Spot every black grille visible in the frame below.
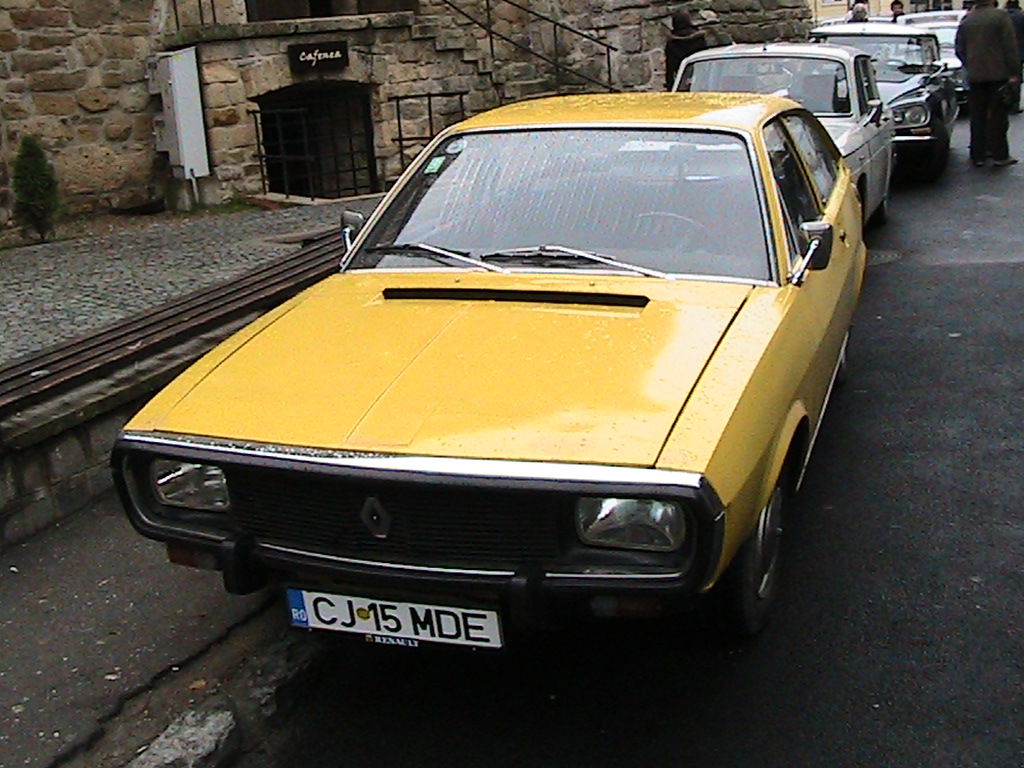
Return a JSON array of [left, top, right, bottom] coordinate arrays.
[[225, 466, 565, 567]]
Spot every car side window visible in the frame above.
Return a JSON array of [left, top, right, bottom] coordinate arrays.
[[854, 57, 873, 115], [861, 57, 882, 102], [764, 120, 820, 264], [780, 113, 839, 206], [922, 37, 938, 65]]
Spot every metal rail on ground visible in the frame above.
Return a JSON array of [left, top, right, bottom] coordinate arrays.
[[0, 229, 347, 428]]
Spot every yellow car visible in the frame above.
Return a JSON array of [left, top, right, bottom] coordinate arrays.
[[112, 93, 865, 650]]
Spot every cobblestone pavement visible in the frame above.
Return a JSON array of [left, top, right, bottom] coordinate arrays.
[[0, 196, 383, 366]]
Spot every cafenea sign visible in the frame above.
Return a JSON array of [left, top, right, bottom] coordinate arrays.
[[288, 41, 350, 74]]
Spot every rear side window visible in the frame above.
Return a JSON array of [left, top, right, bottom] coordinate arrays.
[[764, 120, 821, 266], [781, 113, 839, 206]]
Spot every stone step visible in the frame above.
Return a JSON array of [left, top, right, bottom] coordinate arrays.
[[498, 77, 559, 102]]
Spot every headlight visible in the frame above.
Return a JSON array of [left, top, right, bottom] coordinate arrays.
[[151, 459, 230, 511], [575, 497, 686, 552], [892, 103, 930, 128]]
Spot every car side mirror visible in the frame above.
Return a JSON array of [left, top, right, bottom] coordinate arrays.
[[801, 221, 833, 270], [341, 209, 365, 252], [790, 221, 833, 285], [867, 98, 884, 125]]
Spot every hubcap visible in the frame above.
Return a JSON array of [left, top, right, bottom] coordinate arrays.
[[754, 487, 783, 599]]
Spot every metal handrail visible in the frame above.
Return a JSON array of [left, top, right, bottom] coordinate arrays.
[[167, 0, 618, 93], [438, 0, 619, 94], [0, 231, 349, 442], [389, 91, 469, 170], [169, 0, 218, 30]]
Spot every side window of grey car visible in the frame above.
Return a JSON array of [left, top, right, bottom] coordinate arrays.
[[764, 120, 821, 264], [854, 57, 873, 115]]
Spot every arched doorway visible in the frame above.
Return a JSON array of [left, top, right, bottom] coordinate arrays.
[[253, 82, 380, 199]]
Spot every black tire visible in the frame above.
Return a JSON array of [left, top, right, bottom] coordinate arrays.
[[857, 178, 870, 228], [918, 120, 950, 182], [708, 472, 788, 638], [867, 186, 889, 228]]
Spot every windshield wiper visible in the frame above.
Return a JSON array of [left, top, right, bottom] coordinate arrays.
[[478, 245, 670, 279], [365, 242, 507, 273]]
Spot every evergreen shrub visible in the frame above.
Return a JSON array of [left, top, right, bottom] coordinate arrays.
[[12, 135, 59, 243]]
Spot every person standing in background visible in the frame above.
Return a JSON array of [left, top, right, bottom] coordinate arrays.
[[956, 0, 1020, 166], [665, 10, 708, 90], [1005, 0, 1024, 111], [847, 3, 870, 21], [890, 0, 905, 21]]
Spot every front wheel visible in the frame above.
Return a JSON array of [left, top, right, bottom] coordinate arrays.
[[708, 476, 787, 638], [867, 186, 889, 228], [918, 120, 950, 182]]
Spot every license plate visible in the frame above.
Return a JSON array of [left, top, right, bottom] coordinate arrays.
[[286, 588, 503, 649]]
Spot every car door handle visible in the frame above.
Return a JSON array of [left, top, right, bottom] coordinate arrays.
[[838, 228, 848, 243]]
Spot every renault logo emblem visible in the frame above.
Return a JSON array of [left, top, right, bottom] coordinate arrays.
[[360, 497, 391, 539]]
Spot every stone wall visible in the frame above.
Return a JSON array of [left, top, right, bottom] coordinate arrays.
[[0, 401, 138, 549], [0, 0, 811, 226], [0, 0, 163, 223]]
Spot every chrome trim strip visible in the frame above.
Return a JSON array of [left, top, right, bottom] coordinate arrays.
[[264, 543, 683, 582], [893, 135, 934, 143], [796, 329, 846, 490], [545, 570, 684, 581], [120, 432, 706, 489], [263, 544, 516, 577]]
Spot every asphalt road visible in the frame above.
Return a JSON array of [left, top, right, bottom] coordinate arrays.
[[245, 117, 1024, 766], [0, 496, 271, 768]]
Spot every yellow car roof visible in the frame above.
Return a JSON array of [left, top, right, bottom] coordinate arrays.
[[451, 92, 796, 134]]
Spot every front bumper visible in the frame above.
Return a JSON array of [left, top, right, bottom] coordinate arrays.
[[112, 431, 727, 633]]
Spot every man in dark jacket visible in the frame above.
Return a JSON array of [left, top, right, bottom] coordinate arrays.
[[956, 0, 1020, 165], [665, 10, 708, 90], [1005, 0, 1024, 110]]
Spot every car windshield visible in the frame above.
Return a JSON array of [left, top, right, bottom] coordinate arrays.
[[681, 56, 852, 115], [814, 34, 931, 81], [924, 26, 957, 57], [348, 128, 771, 281]]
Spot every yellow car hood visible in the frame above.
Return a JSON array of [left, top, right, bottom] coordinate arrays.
[[130, 272, 752, 466]]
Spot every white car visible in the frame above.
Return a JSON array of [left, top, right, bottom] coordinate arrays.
[[896, 9, 965, 24], [815, 15, 891, 25], [674, 43, 895, 226]]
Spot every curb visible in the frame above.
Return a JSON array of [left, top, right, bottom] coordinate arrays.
[[60, 600, 332, 768]]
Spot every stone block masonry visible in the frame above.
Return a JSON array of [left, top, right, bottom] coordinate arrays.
[[0, 401, 141, 550], [0, 0, 810, 229], [0, 2, 161, 224]]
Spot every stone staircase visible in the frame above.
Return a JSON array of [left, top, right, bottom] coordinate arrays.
[[385, 0, 619, 181]]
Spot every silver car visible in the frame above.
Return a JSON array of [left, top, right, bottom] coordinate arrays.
[[674, 43, 895, 226]]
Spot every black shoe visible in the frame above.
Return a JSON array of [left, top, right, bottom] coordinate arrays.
[[993, 156, 1018, 166]]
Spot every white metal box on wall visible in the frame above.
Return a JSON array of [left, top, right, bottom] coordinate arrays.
[[148, 47, 210, 183]]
